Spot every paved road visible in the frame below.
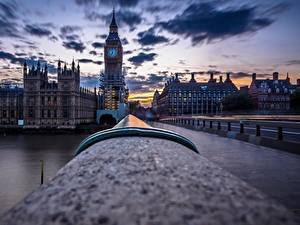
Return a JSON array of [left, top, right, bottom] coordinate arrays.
[[152, 122, 300, 213]]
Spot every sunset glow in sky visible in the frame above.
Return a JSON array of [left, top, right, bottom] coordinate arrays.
[[0, 0, 300, 106]]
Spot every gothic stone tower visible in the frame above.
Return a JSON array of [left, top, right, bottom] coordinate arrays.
[[103, 9, 124, 110]]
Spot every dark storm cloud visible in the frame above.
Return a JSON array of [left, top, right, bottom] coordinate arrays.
[[128, 52, 157, 66], [0, 1, 20, 38], [60, 25, 81, 35], [78, 58, 103, 65], [92, 42, 104, 49], [0, 51, 24, 64], [24, 23, 57, 41], [80, 75, 99, 88], [0, 1, 17, 19], [86, 10, 142, 31], [0, 51, 57, 74], [24, 24, 52, 36], [95, 34, 107, 39], [75, 0, 139, 8], [155, 2, 275, 45], [126, 73, 166, 92], [89, 50, 97, 55], [60, 25, 82, 41], [142, 47, 154, 52], [124, 50, 133, 55], [137, 29, 169, 46], [62, 41, 86, 52], [285, 60, 300, 66], [229, 72, 251, 79], [64, 34, 80, 41], [122, 38, 129, 45]]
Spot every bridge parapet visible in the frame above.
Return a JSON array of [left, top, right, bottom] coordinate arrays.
[[161, 117, 300, 154], [0, 115, 298, 225]]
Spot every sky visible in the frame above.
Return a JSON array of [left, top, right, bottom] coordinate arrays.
[[0, 0, 300, 106]]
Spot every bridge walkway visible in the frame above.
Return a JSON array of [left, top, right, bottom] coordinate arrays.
[[152, 122, 300, 214]]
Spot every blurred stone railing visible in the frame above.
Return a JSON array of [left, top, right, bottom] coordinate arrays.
[[0, 115, 298, 225]]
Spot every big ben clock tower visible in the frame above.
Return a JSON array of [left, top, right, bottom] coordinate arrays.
[[98, 8, 128, 122], [102, 8, 126, 110]]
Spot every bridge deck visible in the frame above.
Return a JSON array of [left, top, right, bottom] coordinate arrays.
[[152, 122, 300, 213]]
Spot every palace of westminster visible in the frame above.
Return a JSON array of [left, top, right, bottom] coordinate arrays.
[[1, 10, 300, 127]]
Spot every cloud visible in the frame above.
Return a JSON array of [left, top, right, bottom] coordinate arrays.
[[0, 51, 57, 74], [285, 60, 300, 66], [222, 54, 238, 59], [24, 23, 57, 41], [128, 52, 157, 66], [59, 25, 82, 41], [89, 50, 97, 55], [0, 50, 24, 65], [75, 0, 140, 8], [126, 73, 166, 92], [85, 10, 142, 31], [122, 38, 129, 45], [63, 41, 86, 52], [78, 58, 103, 65], [60, 25, 81, 35], [155, 2, 275, 45], [95, 34, 107, 39], [0, 1, 20, 38], [91, 42, 104, 49], [124, 50, 133, 55], [24, 24, 52, 36], [80, 75, 99, 88], [136, 29, 169, 46]]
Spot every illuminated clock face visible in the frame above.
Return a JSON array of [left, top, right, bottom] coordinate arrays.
[[108, 48, 117, 57]]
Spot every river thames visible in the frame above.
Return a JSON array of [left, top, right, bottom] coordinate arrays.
[[0, 134, 88, 216]]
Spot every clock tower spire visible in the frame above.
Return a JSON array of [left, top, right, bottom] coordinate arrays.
[[109, 7, 118, 33]]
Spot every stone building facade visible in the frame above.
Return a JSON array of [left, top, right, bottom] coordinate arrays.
[[0, 84, 23, 126], [155, 73, 238, 116], [249, 72, 294, 111], [23, 60, 97, 128]]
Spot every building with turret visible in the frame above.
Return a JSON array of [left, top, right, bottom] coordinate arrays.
[[23, 60, 97, 128], [155, 73, 238, 116]]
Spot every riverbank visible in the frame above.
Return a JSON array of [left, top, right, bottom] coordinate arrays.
[[0, 124, 113, 135]]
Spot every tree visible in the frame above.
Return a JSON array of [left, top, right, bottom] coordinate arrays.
[[221, 93, 253, 111]]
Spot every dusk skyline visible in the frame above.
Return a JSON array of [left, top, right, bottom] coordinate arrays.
[[1, 0, 300, 105]]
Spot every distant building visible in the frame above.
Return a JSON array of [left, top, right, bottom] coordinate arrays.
[[151, 90, 160, 112], [23, 60, 97, 128], [0, 84, 23, 126], [249, 72, 294, 111], [155, 73, 238, 116]]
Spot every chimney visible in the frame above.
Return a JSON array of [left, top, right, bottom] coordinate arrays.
[[190, 73, 196, 83], [175, 73, 179, 80], [273, 72, 279, 80], [209, 73, 213, 81], [226, 72, 230, 81], [219, 76, 223, 83], [286, 72, 290, 83], [252, 73, 256, 81]]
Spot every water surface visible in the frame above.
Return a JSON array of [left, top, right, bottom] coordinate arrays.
[[0, 134, 88, 216]]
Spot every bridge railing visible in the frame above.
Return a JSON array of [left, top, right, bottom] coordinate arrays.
[[160, 117, 300, 142]]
